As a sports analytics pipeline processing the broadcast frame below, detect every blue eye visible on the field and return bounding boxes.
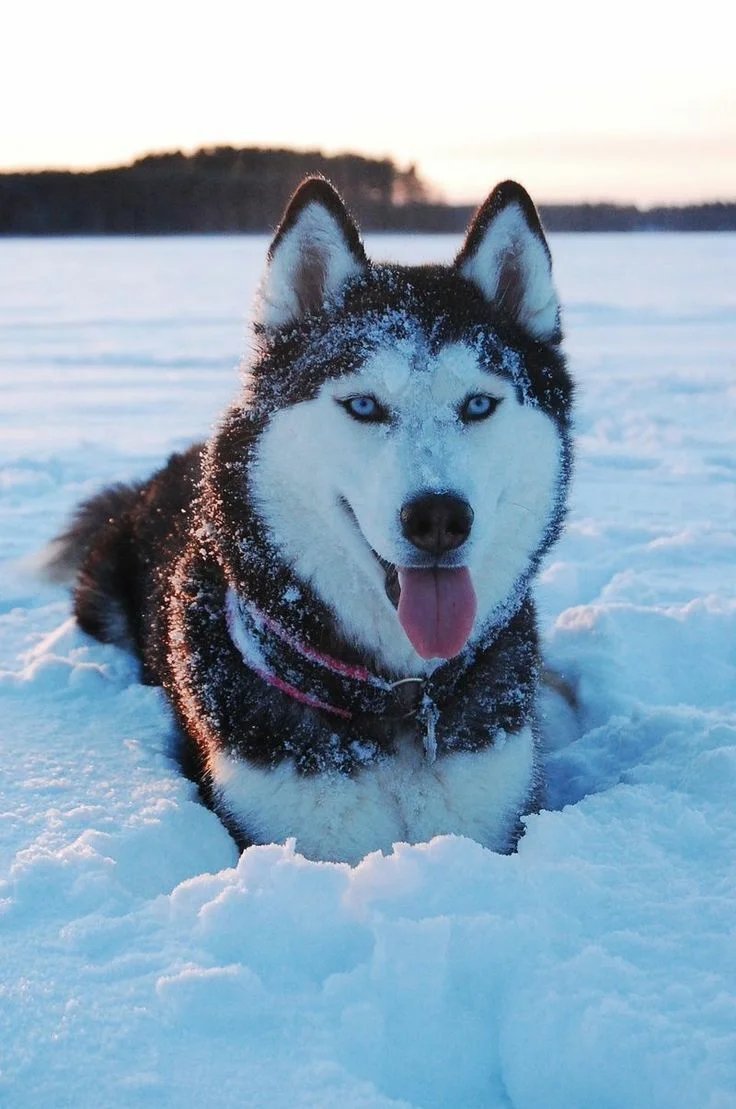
[349,396,376,418]
[461,393,501,423]
[339,395,387,423]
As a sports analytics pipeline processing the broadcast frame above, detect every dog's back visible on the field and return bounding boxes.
[48,448,202,671]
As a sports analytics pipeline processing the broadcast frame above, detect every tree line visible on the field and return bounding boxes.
[1,147,734,234]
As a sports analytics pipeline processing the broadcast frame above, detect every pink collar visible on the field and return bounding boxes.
[224,588,438,758]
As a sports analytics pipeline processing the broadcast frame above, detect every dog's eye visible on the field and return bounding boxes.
[460,393,501,423]
[339,395,388,423]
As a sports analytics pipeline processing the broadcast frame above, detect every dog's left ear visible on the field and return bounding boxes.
[455,181,561,344]
[256,178,368,329]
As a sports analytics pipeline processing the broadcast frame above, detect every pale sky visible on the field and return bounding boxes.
[3,0,734,205]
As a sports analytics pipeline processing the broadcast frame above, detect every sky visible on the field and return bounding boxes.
[2,0,734,205]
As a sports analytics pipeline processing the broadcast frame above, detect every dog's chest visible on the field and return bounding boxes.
[210,725,535,864]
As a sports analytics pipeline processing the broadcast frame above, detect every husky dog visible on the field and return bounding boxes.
[50,178,573,864]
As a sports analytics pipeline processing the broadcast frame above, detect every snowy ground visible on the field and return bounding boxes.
[1,232,735,1107]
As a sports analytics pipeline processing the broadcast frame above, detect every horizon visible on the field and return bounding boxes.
[3,0,734,208]
[2,143,735,210]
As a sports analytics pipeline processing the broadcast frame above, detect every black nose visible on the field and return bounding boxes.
[400,493,474,556]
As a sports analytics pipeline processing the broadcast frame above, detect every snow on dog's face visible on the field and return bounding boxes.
[246,180,573,674]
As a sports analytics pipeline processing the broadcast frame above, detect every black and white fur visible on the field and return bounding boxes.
[49,178,573,864]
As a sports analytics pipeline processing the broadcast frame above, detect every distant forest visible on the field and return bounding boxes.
[2,146,734,234]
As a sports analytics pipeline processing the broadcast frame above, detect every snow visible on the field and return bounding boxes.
[2,232,735,1107]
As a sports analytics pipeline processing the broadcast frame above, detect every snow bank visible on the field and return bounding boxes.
[1,233,734,1107]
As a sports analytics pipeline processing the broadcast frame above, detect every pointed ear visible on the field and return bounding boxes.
[256,178,368,329]
[455,181,561,344]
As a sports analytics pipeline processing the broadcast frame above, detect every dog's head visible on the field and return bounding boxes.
[239,179,573,672]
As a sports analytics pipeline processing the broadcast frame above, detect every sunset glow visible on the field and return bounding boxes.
[3,0,733,204]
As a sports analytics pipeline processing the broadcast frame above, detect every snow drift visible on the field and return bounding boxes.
[1,232,734,1107]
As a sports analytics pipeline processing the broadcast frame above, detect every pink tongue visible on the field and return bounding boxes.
[397,567,477,660]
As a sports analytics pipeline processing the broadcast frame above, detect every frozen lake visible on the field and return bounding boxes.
[1,233,735,1107]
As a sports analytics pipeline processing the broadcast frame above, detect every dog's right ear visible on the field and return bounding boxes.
[256,178,368,330]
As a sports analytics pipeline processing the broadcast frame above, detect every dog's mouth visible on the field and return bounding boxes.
[340,498,477,661]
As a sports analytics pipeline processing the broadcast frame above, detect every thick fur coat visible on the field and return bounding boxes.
[51,178,574,863]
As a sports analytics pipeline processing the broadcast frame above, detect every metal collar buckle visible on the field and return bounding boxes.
[388,678,439,762]
[387,676,426,719]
